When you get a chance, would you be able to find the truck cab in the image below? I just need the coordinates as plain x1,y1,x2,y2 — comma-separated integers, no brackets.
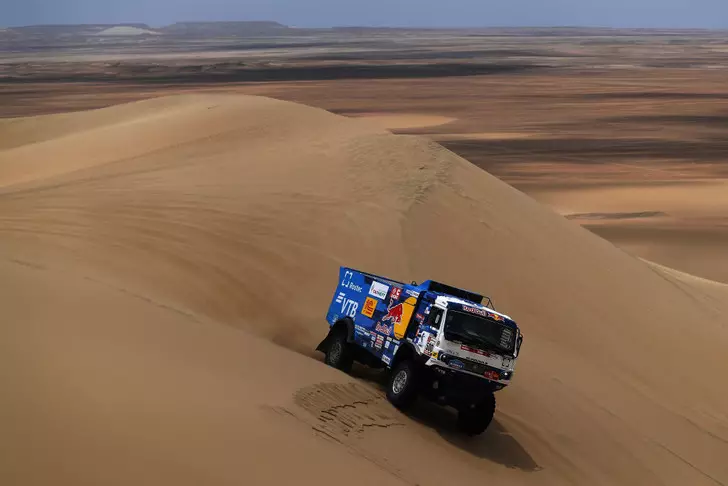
413,293,522,388
318,267,524,435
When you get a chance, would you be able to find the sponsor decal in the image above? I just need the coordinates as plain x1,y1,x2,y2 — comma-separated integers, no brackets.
449,359,465,370
467,355,490,366
382,302,404,325
461,344,491,357
354,324,369,335
335,292,345,304
423,334,434,353
361,297,378,318
375,322,393,336
339,297,359,318
415,313,424,322
384,339,390,349
375,335,384,349
369,281,390,300
393,344,399,355
390,287,402,302
405,289,420,298
341,270,354,288
341,270,364,292
341,270,364,293
462,304,507,323
462,305,489,318
382,355,391,365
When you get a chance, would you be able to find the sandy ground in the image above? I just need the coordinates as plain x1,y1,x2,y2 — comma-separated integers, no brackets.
241,74,728,284
5,69,726,284
1,94,727,485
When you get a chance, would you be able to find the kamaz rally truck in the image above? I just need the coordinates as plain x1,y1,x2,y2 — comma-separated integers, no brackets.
317,267,524,435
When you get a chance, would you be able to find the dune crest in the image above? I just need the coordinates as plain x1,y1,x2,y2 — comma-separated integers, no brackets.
1,94,727,486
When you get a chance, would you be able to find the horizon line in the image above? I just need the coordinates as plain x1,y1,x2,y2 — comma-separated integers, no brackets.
4,21,728,31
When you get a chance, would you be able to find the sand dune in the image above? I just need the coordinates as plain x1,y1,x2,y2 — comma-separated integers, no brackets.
1,94,727,486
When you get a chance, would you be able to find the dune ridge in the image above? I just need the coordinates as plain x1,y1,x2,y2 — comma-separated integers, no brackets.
1,94,727,486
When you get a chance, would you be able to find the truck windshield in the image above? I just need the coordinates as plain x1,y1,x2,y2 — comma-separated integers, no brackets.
444,311,516,355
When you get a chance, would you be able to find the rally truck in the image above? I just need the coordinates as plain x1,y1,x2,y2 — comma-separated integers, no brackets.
317,267,524,435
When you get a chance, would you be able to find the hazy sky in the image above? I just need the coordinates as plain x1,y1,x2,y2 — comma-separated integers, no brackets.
5,0,728,29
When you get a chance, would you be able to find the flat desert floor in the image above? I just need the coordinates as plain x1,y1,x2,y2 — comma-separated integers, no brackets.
2,29,728,486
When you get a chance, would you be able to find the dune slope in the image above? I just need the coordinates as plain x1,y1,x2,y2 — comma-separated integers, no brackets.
1,94,727,486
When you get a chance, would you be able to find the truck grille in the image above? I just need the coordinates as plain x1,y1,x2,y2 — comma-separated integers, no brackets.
462,359,489,375
441,354,501,379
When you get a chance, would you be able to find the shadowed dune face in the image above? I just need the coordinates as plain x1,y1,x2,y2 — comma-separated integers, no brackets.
1,94,727,486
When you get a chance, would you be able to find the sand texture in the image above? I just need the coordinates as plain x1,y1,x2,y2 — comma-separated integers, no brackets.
1,94,727,486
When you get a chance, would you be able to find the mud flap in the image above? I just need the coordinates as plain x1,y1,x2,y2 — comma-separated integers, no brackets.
316,319,354,353
315,335,329,353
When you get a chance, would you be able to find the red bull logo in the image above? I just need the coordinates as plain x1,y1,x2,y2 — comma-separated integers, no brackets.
375,322,393,335
385,296,418,340
488,312,505,322
382,303,404,325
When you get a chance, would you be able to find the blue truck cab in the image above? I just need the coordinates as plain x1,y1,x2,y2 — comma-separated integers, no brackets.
317,267,524,435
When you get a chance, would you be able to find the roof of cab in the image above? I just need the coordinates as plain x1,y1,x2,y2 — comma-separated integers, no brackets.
434,294,516,324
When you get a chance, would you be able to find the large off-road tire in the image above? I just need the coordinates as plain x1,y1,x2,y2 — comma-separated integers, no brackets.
324,328,354,373
386,360,419,410
457,392,496,436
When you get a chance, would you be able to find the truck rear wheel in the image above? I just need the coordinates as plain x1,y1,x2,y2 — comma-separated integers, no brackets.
324,328,354,373
386,360,418,410
457,392,496,436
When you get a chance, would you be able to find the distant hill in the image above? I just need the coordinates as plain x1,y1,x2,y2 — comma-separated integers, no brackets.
0,23,159,44
160,21,291,37
0,21,293,45
9,24,153,36
93,26,161,37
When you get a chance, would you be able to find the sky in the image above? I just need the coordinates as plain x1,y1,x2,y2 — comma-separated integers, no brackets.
4,0,728,29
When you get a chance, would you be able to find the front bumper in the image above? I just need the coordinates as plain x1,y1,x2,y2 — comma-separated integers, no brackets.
428,351,513,385
419,363,501,407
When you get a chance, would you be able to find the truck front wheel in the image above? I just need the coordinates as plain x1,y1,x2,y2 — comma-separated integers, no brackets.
324,328,354,373
386,360,418,410
457,393,496,436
